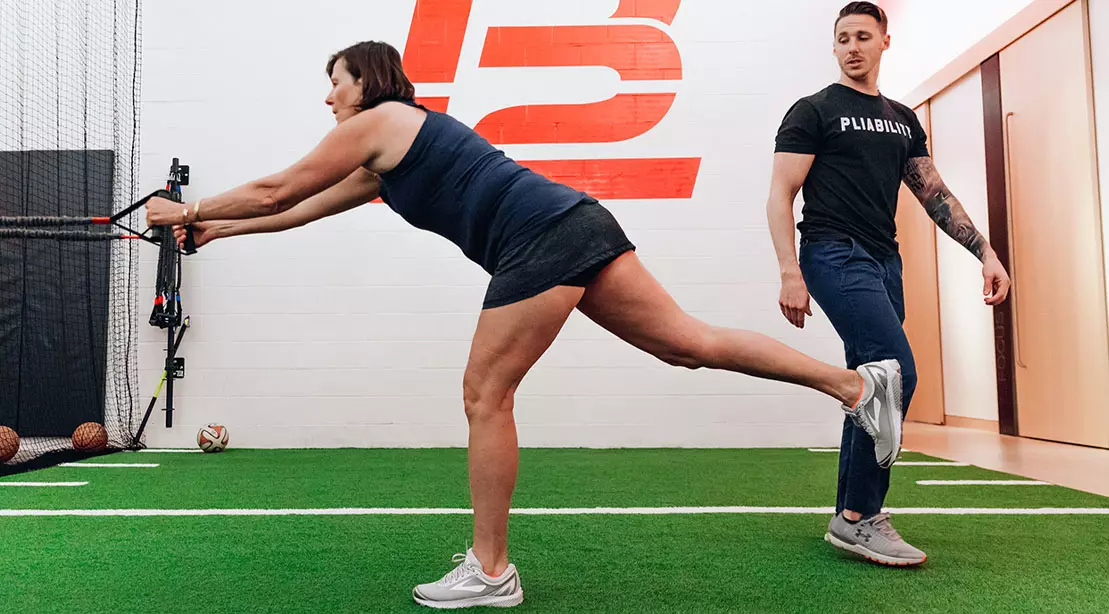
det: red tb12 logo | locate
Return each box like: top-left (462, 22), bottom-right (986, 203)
top-left (401, 0), bottom-right (700, 200)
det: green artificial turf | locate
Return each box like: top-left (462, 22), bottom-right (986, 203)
top-left (2, 448), bottom-right (1106, 510)
top-left (2, 448), bottom-right (1108, 612)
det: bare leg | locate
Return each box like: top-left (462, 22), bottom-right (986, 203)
top-left (578, 252), bottom-right (863, 405)
top-left (464, 285), bottom-right (584, 576)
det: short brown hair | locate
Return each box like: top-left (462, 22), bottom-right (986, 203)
top-left (326, 41), bottom-right (415, 110)
top-left (836, 1), bottom-right (888, 34)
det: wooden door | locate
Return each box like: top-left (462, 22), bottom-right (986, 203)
top-left (1000, 0), bottom-right (1109, 448)
top-left (929, 68), bottom-right (1001, 426)
top-left (896, 103), bottom-right (946, 425)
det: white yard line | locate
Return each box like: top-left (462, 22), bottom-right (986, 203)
top-left (916, 480), bottom-right (1051, 486)
top-left (59, 463), bottom-right (159, 468)
top-left (1, 505), bottom-right (1106, 517)
top-left (0, 482), bottom-right (88, 487)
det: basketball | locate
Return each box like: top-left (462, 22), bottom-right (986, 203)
top-left (0, 426), bottom-right (19, 463)
top-left (72, 422), bottom-right (109, 451)
top-left (197, 424), bottom-right (229, 453)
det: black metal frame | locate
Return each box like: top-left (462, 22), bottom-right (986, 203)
top-left (132, 316), bottom-right (190, 446)
top-left (128, 157), bottom-right (195, 443)
top-left (151, 158), bottom-right (190, 431)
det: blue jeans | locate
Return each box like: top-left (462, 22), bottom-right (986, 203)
top-left (799, 235), bottom-right (917, 516)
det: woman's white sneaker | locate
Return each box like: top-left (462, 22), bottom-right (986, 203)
top-left (843, 359), bottom-right (904, 469)
top-left (413, 549), bottom-right (524, 609)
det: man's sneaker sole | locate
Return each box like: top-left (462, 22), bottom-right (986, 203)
top-left (413, 590), bottom-right (524, 609)
top-left (824, 532), bottom-right (926, 567)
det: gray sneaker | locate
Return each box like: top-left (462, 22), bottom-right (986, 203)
top-left (413, 549), bottom-right (524, 609)
top-left (843, 359), bottom-right (903, 468)
top-left (825, 512), bottom-right (927, 566)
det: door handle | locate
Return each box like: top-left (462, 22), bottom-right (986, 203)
top-left (1003, 111), bottom-right (1027, 369)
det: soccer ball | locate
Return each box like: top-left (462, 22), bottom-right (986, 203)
top-left (197, 424), bottom-right (229, 453)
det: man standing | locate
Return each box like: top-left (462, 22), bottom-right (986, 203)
top-left (766, 1), bottom-right (1011, 565)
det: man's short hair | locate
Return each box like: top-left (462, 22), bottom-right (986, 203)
top-left (836, 1), bottom-right (888, 34)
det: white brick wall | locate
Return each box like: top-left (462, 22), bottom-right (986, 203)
top-left (137, 0), bottom-right (855, 448)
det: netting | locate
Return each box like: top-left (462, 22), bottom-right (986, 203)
top-left (0, 0), bottom-right (143, 474)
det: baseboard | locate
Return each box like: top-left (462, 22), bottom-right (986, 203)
top-left (944, 416), bottom-right (1000, 432)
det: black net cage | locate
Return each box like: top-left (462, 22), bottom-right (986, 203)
top-left (0, 0), bottom-right (147, 475)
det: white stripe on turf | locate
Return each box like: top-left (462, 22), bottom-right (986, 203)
top-left (897, 462), bottom-right (970, 467)
top-left (59, 463), bottom-right (159, 468)
top-left (811, 448), bottom-right (932, 456)
top-left (133, 449), bottom-right (201, 453)
top-left (917, 480), bottom-right (1050, 486)
top-left (0, 482), bottom-right (88, 487)
top-left (1, 506), bottom-right (1107, 516)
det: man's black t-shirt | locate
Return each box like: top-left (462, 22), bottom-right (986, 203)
top-left (774, 83), bottom-right (930, 257)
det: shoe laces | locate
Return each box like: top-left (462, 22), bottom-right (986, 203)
top-left (437, 553), bottom-right (479, 586)
top-left (868, 513), bottom-right (903, 541)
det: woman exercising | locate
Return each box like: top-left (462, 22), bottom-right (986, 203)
top-left (146, 40), bottom-right (902, 609)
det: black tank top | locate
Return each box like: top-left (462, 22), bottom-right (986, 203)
top-left (374, 99), bottom-right (591, 272)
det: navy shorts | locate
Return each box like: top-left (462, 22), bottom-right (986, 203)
top-left (482, 198), bottom-right (635, 309)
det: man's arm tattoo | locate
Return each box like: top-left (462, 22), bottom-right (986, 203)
top-left (903, 157), bottom-right (988, 260)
